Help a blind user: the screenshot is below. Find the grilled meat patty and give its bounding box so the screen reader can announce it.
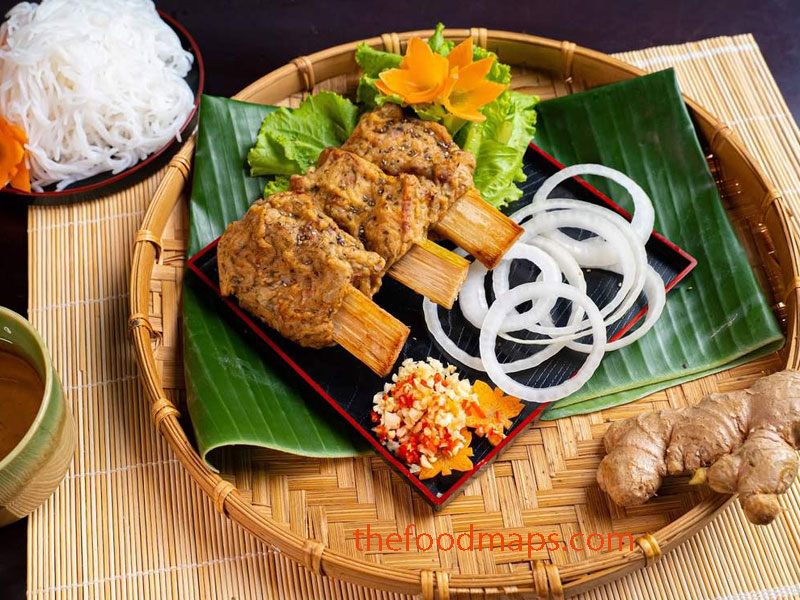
[217,192,385,348]
[217,106,480,350]
[290,148,430,270]
[342,104,476,222]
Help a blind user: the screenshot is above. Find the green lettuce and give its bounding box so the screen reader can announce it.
[355,42,402,76]
[427,22,454,55]
[353,43,404,110]
[247,91,359,180]
[456,90,539,207]
[474,45,512,85]
[263,175,290,195]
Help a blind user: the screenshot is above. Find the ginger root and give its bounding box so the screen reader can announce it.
[596,370,800,525]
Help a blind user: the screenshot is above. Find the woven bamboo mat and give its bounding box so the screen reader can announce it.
[25,35,800,599]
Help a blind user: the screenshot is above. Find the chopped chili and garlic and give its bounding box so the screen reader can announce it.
[372,357,479,474]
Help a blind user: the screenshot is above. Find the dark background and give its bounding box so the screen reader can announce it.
[1,0,798,597]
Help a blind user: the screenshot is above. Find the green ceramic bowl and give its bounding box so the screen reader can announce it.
[0,307,74,527]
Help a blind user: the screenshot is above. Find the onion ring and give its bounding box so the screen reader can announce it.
[500,237,588,345]
[479,282,607,403]
[423,298,484,371]
[458,259,490,330]
[492,243,562,332]
[519,208,646,332]
[532,163,655,244]
[566,265,665,352]
[423,296,574,374]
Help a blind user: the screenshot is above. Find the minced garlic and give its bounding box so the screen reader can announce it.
[371,358,479,474]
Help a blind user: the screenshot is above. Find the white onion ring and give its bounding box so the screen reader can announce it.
[528,237,586,295]
[501,237,587,345]
[423,297,484,371]
[519,209,646,332]
[479,282,607,403]
[458,260,489,330]
[513,198,641,268]
[492,244,562,332]
[532,163,655,244]
[424,296,573,374]
[566,265,665,352]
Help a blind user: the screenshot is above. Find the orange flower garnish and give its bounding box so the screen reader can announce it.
[0,116,30,192]
[446,37,474,72]
[376,38,449,104]
[374,36,506,122]
[466,381,524,446]
[441,39,506,122]
[418,431,475,479]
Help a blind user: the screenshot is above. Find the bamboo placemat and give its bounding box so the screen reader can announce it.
[25,35,800,599]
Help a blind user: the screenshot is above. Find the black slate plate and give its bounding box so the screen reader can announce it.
[187,144,696,508]
[0,11,203,205]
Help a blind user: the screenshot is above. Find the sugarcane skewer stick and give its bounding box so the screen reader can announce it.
[388,239,469,309]
[434,189,523,269]
[333,286,409,377]
[383,189,519,304]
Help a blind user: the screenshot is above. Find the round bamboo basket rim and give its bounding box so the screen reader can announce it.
[128,29,799,598]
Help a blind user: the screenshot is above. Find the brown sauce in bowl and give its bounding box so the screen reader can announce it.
[0,350,43,459]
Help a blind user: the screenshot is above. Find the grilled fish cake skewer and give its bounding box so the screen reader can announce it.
[343,104,522,268]
[217,192,408,376]
[291,148,468,308]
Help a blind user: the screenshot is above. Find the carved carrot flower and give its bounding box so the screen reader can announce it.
[441,39,506,122]
[0,116,30,192]
[466,381,524,446]
[376,38,449,104]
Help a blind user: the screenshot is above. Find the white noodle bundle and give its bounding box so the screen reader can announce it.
[0,0,195,190]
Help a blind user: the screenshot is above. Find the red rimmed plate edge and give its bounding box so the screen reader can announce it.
[185,142,698,507]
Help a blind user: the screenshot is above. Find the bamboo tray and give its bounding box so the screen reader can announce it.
[128,29,799,599]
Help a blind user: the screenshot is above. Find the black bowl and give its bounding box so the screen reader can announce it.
[0,10,204,205]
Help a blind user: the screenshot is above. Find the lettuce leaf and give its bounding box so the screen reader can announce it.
[474,45,512,85]
[427,22,454,55]
[354,44,404,111]
[263,175,290,195]
[247,91,358,177]
[355,42,402,77]
[456,90,539,207]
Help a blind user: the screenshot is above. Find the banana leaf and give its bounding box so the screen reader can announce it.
[540,342,781,420]
[184,95,369,468]
[535,69,783,417]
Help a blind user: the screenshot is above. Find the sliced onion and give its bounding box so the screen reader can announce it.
[423,297,484,371]
[500,237,587,345]
[458,260,489,330]
[566,265,665,352]
[492,243,562,332]
[528,237,586,295]
[424,166,664,398]
[532,163,655,244]
[519,209,646,332]
[479,282,607,403]
[512,198,641,268]
[424,297,572,374]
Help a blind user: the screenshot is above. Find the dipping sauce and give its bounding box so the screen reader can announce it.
[0,350,43,459]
